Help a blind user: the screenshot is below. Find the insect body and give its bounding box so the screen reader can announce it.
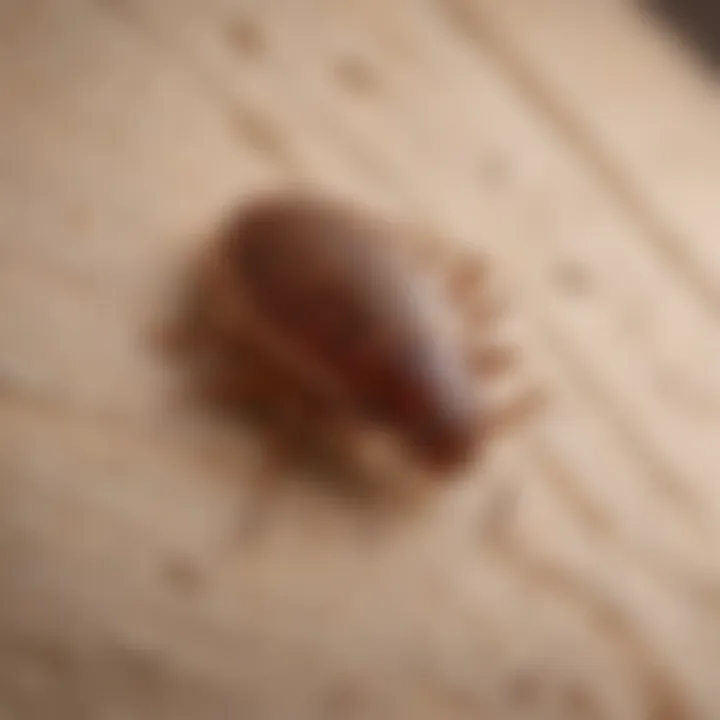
[189,189,531,474]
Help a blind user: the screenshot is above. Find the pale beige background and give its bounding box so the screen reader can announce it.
[1,0,720,718]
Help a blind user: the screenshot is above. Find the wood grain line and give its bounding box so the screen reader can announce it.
[436,0,720,318]
[491,539,695,720]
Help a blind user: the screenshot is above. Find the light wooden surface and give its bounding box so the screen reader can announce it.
[1,0,719,718]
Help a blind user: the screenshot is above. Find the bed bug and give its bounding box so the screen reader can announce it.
[180,188,538,477]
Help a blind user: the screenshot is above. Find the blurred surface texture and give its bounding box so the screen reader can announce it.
[1,0,720,718]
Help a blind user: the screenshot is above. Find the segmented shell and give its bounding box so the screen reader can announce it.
[207,190,482,469]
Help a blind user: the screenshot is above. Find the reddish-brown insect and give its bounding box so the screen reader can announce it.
[179,188,537,477]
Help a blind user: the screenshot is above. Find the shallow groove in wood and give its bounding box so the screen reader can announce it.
[437,0,720,317]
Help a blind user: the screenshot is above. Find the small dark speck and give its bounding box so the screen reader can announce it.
[226,16,265,58]
[231,107,294,166]
[563,683,600,716]
[163,555,205,595]
[333,55,380,95]
[554,261,593,296]
[505,671,544,707]
[323,679,366,716]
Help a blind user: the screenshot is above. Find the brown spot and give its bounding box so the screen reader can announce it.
[231,108,294,166]
[468,342,516,377]
[486,386,548,439]
[323,679,366,716]
[554,260,593,296]
[226,16,265,58]
[163,556,204,595]
[467,289,507,327]
[333,55,380,95]
[65,206,93,235]
[564,683,601,717]
[505,670,543,706]
[1,635,70,681]
[447,257,487,302]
